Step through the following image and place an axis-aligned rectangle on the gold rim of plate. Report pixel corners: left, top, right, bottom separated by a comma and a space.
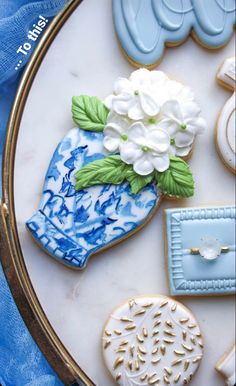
0, 1, 95, 385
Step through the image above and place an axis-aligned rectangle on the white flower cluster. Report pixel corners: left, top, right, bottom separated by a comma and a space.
103, 69, 206, 176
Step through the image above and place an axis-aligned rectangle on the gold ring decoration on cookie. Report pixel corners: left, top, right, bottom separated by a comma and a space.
215, 57, 236, 174
102, 295, 204, 386
26, 69, 206, 270
190, 237, 230, 260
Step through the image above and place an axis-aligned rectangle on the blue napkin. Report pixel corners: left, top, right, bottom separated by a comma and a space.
0, 1, 67, 385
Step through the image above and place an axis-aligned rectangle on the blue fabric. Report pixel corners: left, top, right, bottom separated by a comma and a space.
0, 1, 67, 385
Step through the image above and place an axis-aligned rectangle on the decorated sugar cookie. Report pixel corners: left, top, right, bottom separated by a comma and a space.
215, 344, 236, 386
102, 295, 204, 386
112, 0, 236, 68
165, 205, 236, 296
26, 69, 206, 269
216, 57, 236, 173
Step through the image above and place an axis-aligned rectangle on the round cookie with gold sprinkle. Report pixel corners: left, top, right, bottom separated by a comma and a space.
102, 295, 203, 386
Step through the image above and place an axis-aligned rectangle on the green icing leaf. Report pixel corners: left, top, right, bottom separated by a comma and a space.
75, 155, 130, 191
75, 155, 154, 194
72, 95, 109, 132
155, 156, 194, 198
126, 170, 154, 194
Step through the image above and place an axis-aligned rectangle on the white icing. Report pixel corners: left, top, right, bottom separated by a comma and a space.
217, 57, 236, 90
104, 69, 206, 174
216, 345, 236, 386
199, 237, 222, 261
216, 57, 236, 172
102, 295, 204, 386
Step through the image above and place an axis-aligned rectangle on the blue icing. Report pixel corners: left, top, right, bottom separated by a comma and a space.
112, 0, 236, 66
166, 206, 236, 296
26, 127, 160, 269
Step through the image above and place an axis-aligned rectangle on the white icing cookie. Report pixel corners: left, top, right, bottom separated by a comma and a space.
216, 344, 236, 386
102, 296, 204, 386
216, 57, 236, 173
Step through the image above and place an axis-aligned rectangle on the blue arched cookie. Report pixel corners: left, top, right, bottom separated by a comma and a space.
112, 0, 236, 67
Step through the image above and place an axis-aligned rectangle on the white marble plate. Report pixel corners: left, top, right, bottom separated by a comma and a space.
14, 0, 235, 385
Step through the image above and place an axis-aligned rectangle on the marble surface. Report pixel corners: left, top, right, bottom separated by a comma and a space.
14, 0, 235, 385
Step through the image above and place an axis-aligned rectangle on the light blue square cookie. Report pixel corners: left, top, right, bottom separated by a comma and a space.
166, 206, 236, 296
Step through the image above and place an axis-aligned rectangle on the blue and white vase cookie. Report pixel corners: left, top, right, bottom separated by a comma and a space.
26, 69, 206, 269
112, 0, 236, 67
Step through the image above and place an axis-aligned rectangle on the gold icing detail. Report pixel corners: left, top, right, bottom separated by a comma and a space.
138, 353, 146, 363
164, 367, 172, 376
190, 337, 196, 345
184, 360, 190, 371
154, 338, 160, 345
125, 324, 136, 331
134, 309, 146, 316
152, 357, 161, 364
182, 331, 187, 341
221, 246, 230, 253
163, 339, 175, 344
138, 346, 147, 355
154, 320, 161, 328
160, 344, 166, 356
120, 340, 128, 346
128, 360, 132, 371
148, 374, 160, 385
180, 318, 189, 324
152, 347, 158, 355
192, 356, 202, 363
174, 373, 181, 383
140, 374, 148, 382
116, 347, 126, 353
152, 330, 159, 337
171, 303, 177, 312
182, 343, 194, 352
184, 379, 188, 384
143, 328, 148, 338
130, 345, 135, 357
135, 360, 140, 371
199, 342, 204, 348
165, 320, 173, 328
116, 373, 121, 381
174, 350, 185, 356
143, 302, 153, 308
120, 316, 133, 323
188, 324, 196, 329
163, 375, 170, 384
104, 330, 111, 337
137, 334, 144, 343
113, 357, 124, 370
164, 330, 176, 337
114, 329, 122, 335
129, 299, 136, 309
153, 311, 162, 318
104, 340, 111, 349
172, 359, 182, 366
160, 300, 168, 308
190, 247, 199, 255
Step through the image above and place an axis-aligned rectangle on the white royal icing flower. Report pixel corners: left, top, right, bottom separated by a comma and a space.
103, 112, 131, 152
160, 100, 206, 156
105, 69, 161, 120
119, 122, 170, 175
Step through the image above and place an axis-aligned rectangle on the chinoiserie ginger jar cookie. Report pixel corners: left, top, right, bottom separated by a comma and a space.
112, 0, 236, 68
215, 57, 236, 173
102, 295, 204, 386
26, 69, 206, 270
